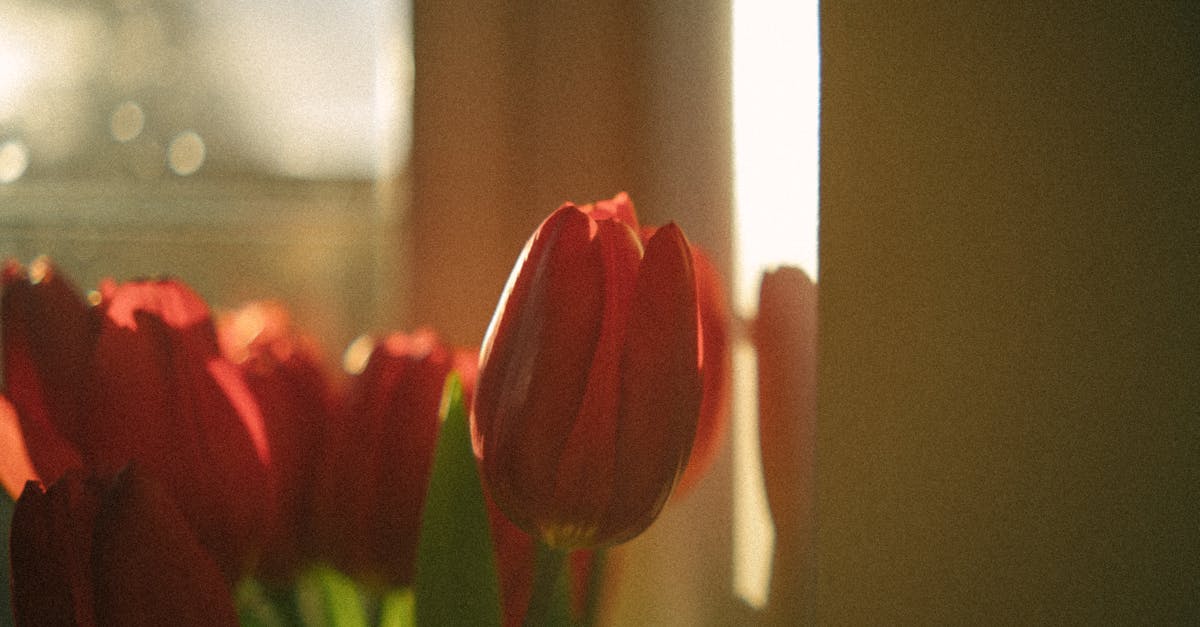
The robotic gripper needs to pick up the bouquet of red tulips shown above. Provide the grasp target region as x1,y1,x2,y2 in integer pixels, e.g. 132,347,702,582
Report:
0,193,815,626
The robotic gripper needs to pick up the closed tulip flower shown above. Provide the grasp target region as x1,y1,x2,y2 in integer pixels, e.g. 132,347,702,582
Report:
471,196,703,549
309,329,463,587
1,259,90,491
218,301,336,581
9,467,238,626
0,259,275,580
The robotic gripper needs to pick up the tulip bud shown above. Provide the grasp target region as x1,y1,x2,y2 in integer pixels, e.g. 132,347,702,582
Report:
472,198,703,549
309,329,461,587
1,259,88,493
218,301,336,581
85,278,275,580
2,264,275,580
10,467,237,626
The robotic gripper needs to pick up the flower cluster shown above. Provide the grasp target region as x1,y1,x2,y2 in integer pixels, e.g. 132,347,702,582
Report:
1,193,745,626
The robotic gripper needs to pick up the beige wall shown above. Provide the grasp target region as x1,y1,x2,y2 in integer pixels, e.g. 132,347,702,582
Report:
407,1,732,349
818,3,1199,623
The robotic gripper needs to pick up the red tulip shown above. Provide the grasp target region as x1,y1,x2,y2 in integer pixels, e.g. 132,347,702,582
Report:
755,266,817,622
471,196,703,549
309,329,463,587
1,259,88,492
218,301,336,581
0,259,275,580
9,467,238,626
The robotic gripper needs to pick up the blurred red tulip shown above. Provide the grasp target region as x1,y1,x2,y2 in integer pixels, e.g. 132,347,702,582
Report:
472,196,703,549
1,259,89,492
309,329,465,587
1,259,275,580
755,266,818,623
9,467,237,626
218,301,337,581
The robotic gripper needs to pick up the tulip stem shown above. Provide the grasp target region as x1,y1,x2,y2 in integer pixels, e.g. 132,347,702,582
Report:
526,540,572,627
580,548,607,627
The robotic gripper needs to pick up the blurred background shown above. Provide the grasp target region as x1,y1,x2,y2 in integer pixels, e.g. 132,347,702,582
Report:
0,1,817,625
0,0,408,358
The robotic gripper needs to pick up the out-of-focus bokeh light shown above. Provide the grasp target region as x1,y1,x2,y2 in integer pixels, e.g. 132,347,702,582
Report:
342,335,376,376
731,0,820,610
168,130,206,176
110,101,146,142
0,140,30,183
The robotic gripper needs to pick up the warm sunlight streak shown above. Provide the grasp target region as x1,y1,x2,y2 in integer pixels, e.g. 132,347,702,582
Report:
731,0,819,609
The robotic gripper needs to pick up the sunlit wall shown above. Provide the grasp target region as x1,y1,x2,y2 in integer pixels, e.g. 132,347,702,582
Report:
731,0,820,609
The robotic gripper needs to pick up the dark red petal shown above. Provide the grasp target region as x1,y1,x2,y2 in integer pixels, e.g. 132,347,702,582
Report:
91,467,238,626
675,245,732,494
310,330,452,586
10,472,99,626
87,281,273,580
754,267,817,541
1,393,82,500
604,222,702,544
217,301,333,580
546,219,642,546
2,258,93,459
473,206,604,533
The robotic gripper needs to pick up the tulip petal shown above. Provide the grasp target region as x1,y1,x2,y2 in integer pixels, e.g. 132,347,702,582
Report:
1,259,91,485
310,330,453,586
473,206,605,532
87,280,273,580
675,245,732,494
10,473,98,626
91,467,238,626
578,192,640,232
1,395,82,502
605,223,702,543
219,302,333,580
547,218,642,546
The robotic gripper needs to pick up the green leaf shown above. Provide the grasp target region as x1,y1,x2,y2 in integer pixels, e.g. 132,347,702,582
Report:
378,588,415,627
414,374,502,626
234,577,289,627
296,565,368,627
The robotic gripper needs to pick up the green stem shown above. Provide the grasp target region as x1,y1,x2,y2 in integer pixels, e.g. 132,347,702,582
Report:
525,541,573,627
580,549,607,627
